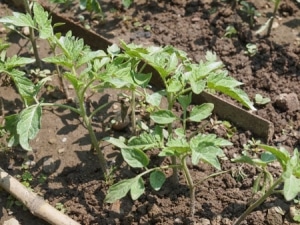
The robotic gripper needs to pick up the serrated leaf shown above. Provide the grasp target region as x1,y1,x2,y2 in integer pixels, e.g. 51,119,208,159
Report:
150,110,176,124
190,134,228,169
7,69,35,106
33,3,53,39
128,133,159,150
189,103,214,122
0,12,35,28
42,55,71,67
130,177,145,200
190,79,206,94
121,148,149,168
6,56,35,68
17,104,42,151
191,142,223,169
77,50,104,68
105,178,136,203
150,170,166,191
4,114,20,147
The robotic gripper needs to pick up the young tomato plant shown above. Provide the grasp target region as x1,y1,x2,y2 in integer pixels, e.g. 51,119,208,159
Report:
233,145,300,225
0,3,116,175
104,43,256,218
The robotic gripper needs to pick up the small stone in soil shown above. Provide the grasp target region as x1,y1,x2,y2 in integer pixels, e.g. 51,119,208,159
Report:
274,93,300,112
57,148,65,154
3,218,20,225
42,157,57,174
198,218,211,225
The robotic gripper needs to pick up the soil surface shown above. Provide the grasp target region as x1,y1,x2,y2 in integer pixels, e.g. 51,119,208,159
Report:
0,0,300,224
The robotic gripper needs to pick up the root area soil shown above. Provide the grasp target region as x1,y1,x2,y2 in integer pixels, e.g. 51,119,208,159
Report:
0,0,300,224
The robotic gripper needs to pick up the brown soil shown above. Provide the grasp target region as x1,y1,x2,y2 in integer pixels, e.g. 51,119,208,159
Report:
0,0,300,224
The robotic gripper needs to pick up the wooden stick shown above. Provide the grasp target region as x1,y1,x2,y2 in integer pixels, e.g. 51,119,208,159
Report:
0,167,81,225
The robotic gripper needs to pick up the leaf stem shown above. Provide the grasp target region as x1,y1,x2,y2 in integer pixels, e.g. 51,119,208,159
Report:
233,176,283,225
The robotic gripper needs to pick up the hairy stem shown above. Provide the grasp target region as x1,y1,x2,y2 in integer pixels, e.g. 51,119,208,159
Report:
131,90,137,135
23,0,41,68
266,0,281,37
182,156,195,218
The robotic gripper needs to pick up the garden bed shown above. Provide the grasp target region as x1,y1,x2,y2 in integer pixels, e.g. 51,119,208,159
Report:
0,0,300,225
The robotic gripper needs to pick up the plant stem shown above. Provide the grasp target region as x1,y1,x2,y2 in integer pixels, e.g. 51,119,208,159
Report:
182,156,195,218
131,89,137,134
167,93,179,184
83,113,108,174
72,67,108,175
233,176,283,225
266,0,281,37
23,0,42,68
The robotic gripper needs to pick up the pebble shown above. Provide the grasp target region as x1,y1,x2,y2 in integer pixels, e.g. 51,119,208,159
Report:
48,138,57,144
267,207,283,225
22,27,30,36
42,157,56,174
198,218,211,225
274,93,300,112
3,218,20,225
57,148,65,154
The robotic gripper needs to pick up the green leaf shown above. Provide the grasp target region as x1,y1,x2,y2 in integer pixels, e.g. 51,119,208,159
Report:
150,170,166,191
190,134,229,169
33,2,53,39
259,144,290,170
128,133,159,150
132,72,152,87
146,92,163,107
0,12,35,28
4,114,20,147
255,94,271,105
162,138,190,155
122,0,133,8
77,50,105,67
189,103,214,122
105,178,136,203
150,110,176,124
17,104,42,151
283,174,300,201
103,136,128,149
121,148,149,168
42,55,72,68
190,141,223,169
5,56,35,69
207,73,256,110
260,152,276,164
7,69,36,106
178,93,192,111
190,79,206,94
130,177,145,200
167,78,182,93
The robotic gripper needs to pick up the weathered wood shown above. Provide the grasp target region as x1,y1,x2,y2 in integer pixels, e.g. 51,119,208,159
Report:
0,167,81,225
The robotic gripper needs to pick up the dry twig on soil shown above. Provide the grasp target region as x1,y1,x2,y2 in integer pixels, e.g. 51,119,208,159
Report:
0,167,80,225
